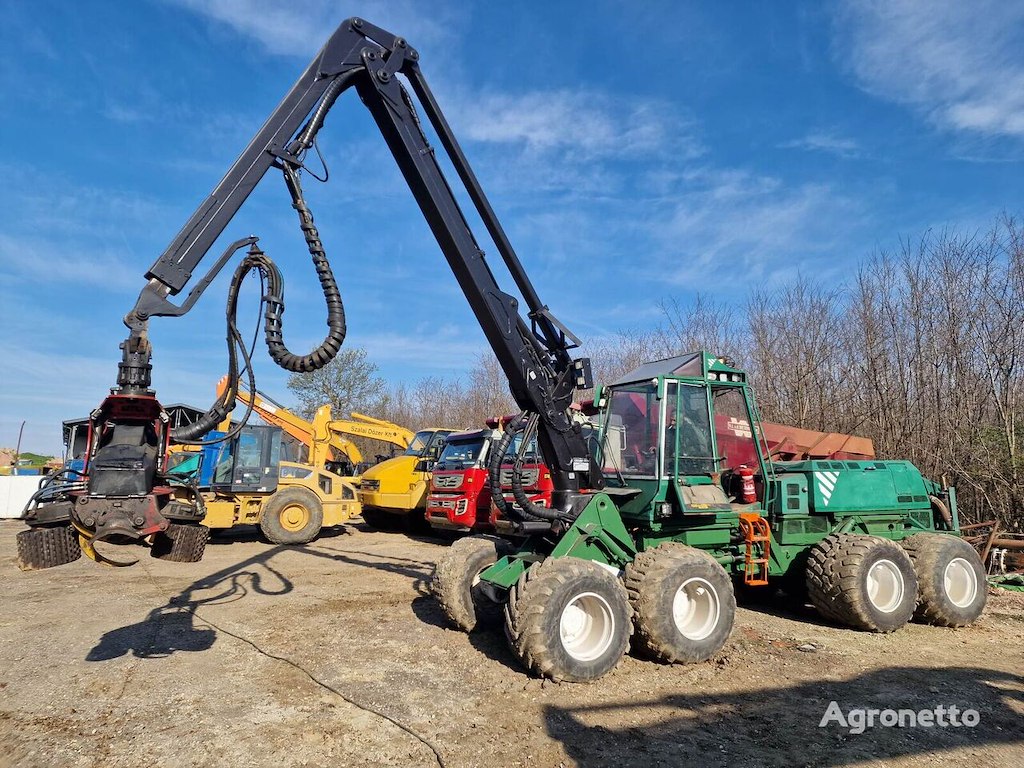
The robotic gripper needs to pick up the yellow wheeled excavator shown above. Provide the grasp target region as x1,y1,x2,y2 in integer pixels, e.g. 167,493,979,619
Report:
215,376,414,476
180,418,358,545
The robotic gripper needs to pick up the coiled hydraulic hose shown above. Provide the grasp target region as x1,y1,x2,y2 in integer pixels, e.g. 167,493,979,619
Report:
172,157,347,443
487,411,565,527
272,164,347,372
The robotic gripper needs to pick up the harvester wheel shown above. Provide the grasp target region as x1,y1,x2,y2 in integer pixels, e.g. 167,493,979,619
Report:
901,533,987,627
259,488,324,545
151,523,210,562
16,525,81,570
806,534,917,632
504,558,631,683
625,542,736,663
432,535,514,632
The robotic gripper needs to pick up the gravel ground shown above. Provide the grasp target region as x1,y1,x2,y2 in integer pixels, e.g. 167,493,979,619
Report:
1,519,1022,768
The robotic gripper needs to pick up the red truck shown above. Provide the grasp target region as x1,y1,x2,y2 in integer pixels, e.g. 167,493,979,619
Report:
425,418,558,534
425,427,500,532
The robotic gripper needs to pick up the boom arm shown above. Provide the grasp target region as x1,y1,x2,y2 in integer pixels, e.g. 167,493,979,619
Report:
326,413,414,450
125,18,598,518
215,377,415,469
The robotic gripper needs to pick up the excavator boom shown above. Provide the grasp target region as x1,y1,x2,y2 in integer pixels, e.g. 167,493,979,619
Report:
215,377,415,472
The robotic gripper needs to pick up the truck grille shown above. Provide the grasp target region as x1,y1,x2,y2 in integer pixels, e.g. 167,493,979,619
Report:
499,468,539,487
427,497,469,515
433,474,462,489
360,479,380,492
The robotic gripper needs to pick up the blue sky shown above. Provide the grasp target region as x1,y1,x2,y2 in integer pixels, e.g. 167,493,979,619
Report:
2,0,1023,455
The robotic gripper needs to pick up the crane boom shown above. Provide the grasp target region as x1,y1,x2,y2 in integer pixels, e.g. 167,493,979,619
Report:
124,16,597,503
21,16,599,567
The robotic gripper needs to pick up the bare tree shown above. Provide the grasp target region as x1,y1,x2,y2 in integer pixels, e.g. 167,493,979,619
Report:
286,347,386,419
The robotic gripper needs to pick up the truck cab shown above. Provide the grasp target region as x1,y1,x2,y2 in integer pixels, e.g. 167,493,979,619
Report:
425,428,499,532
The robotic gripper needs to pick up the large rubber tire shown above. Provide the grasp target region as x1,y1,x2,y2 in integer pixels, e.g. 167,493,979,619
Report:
806,534,917,632
150,523,210,562
259,488,324,545
625,542,736,663
901,533,987,627
432,535,514,632
16,525,81,570
504,558,632,683
360,507,406,532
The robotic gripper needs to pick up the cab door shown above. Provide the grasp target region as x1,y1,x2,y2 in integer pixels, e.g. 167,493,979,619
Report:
212,426,282,494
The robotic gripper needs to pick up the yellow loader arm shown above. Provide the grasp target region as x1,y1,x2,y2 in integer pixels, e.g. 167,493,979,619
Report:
215,377,413,469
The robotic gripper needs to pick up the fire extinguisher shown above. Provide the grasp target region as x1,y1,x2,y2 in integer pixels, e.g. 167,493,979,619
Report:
737,465,757,503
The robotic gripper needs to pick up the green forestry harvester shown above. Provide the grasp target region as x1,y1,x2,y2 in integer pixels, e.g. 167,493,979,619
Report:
433,351,986,682
13,13,982,688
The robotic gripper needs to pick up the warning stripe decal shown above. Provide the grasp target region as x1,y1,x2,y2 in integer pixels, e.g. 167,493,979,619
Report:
817,471,840,506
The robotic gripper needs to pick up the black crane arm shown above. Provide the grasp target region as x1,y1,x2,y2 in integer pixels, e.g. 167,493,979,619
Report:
125,17,600,509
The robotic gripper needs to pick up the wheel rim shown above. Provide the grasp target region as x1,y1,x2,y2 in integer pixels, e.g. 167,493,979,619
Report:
866,559,904,613
280,503,310,532
469,566,492,609
559,591,616,662
671,577,721,640
944,557,978,608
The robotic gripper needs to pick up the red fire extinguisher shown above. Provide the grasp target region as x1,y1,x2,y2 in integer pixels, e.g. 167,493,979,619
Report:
737,465,757,503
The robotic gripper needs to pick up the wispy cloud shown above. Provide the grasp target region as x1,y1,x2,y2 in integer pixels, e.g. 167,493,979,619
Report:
0,234,140,293
0,342,121,454
428,89,704,210
168,0,460,57
780,130,861,159
352,328,485,373
0,166,178,294
453,89,700,160
833,0,1024,138
648,167,862,288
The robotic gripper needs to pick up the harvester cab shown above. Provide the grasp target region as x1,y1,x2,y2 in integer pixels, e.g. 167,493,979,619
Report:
594,351,773,521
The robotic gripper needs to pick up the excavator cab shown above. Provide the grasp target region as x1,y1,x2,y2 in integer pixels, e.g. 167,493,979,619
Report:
211,425,283,494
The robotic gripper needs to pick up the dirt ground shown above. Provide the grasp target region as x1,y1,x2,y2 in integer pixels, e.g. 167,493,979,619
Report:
0,519,1021,768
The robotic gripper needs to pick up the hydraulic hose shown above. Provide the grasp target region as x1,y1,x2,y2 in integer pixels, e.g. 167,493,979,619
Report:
487,412,525,520
21,470,86,515
173,162,347,442
508,413,563,524
292,73,352,153
271,164,347,372
487,411,563,526
171,256,260,442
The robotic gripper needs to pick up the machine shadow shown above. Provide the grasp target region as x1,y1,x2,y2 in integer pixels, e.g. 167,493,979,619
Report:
86,533,440,662
87,546,294,661
733,586,837,627
543,666,1024,767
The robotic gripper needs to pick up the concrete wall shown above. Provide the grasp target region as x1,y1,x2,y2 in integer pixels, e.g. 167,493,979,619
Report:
0,476,43,518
